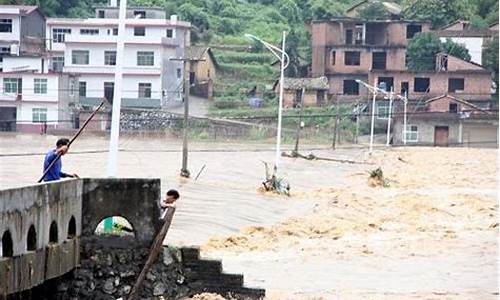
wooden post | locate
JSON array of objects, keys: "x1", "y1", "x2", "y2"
[
  {"x1": 355, "y1": 112, "x2": 359, "y2": 144},
  {"x1": 126, "y1": 207, "x2": 176, "y2": 300},
  {"x1": 293, "y1": 87, "x2": 305, "y2": 154}
]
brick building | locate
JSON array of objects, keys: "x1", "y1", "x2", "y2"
[
  {"x1": 310, "y1": 17, "x2": 493, "y2": 110},
  {"x1": 311, "y1": 17, "x2": 431, "y2": 103}
]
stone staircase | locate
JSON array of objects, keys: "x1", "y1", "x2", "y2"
[{"x1": 180, "y1": 247, "x2": 265, "y2": 299}]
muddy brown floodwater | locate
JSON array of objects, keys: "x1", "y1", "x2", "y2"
[{"x1": 0, "y1": 133, "x2": 497, "y2": 299}]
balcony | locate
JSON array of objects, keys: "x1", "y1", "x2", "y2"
[
  {"x1": 63, "y1": 65, "x2": 162, "y2": 76},
  {"x1": 64, "y1": 34, "x2": 179, "y2": 46}
]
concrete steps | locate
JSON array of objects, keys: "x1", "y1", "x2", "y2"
[{"x1": 180, "y1": 247, "x2": 265, "y2": 299}]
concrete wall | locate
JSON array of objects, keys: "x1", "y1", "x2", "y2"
[
  {"x1": 81, "y1": 178, "x2": 162, "y2": 245},
  {"x1": 393, "y1": 117, "x2": 460, "y2": 145},
  {"x1": 0, "y1": 180, "x2": 82, "y2": 294},
  {"x1": 282, "y1": 90, "x2": 326, "y2": 107}
]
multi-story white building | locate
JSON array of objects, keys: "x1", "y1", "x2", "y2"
[
  {"x1": 46, "y1": 4, "x2": 191, "y2": 109},
  {"x1": 0, "y1": 5, "x2": 80, "y2": 133}
]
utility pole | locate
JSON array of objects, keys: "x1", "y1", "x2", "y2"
[
  {"x1": 293, "y1": 87, "x2": 305, "y2": 154},
  {"x1": 354, "y1": 103, "x2": 360, "y2": 144},
  {"x1": 170, "y1": 48, "x2": 205, "y2": 178}
]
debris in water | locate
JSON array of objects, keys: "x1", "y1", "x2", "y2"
[
  {"x1": 368, "y1": 167, "x2": 390, "y2": 187},
  {"x1": 261, "y1": 161, "x2": 290, "y2": 196}
]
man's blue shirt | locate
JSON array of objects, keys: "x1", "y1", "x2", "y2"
[{"x1": 43, "y1": 149, "x2": 66, "y2": 181}]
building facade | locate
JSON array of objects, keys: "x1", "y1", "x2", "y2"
[
  {"x1": 392, "y1": 94, "x2": 498, "y2": 147},
  {"x1": 311, "y1": 18, "x2": 431, "y2": 103},
  {"x1": 45, "y1": 4, "x2": 190, "y2": 109}
]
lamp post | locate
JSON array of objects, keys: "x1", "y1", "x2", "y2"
[
  {"x1": 386, "y1": 87, "x2": 394, "y2": 147},
  {"x1": 245, "y1": 32, "x2": 289, "y2": 173},
  {"x1": 356, "y1": 79, "x2": 378, "y2": 155}
]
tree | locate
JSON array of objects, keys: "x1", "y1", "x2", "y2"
[
  {"x1": 469, "y1": 16, "x2": 489, "y2": 30},
  {"x1": 406, "y1": 32, "x2": 442, "y2": 71},
  {"x1": 307, "y1": 0, "x2": 345, "y2": 20},
  {"x1": 402, "y1": 0, "x2": 476, "y2": 29},
  {"x1": 483, "y1": 36, "x2": 499, "y2": 104},
  {"x1": 357, "y1": 2, "x2": 390, "y2": 20},
  {"x1": 442, "y1": 38, "x2": 471, "y2": 61}
]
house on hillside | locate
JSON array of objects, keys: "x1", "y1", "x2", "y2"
[
  {"x1": 45, "y1": 0, "x2": 191, "y2": 110},
  {"x1": 273, "y1": 77, "x2": 329, "y2": 108},
  {"x1": 311, "y1": 17, "x2": 431, "y2": 103},
  {"x1": 392, "y1": 94, "x2": 498, "y2": 147},
  {"x1": 345, "y1": 0, "x2": 402, "y2": 19},
  {"x1": 185, "y1": 46, "x2": 217, "y2": 99}
]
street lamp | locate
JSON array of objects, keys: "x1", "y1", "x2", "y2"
[{"x1": 245, "y1": 32, "x2": 289, "y2": 173}]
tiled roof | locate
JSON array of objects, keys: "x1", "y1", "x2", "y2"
[{"x1": 277, "y1": 77, "x2": 329, "y2": 90}]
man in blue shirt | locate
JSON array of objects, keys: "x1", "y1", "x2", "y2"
[{"x1": 42, "y1": 138, "x2": 79, "y2": 182}]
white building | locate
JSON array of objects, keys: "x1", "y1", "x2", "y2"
[
  {"x1": 0, "y1": 5, "x2": 45, "y2": 60},
  {"x1": 0, "y1": 5, "x2": 80, "y2": 133},
  {"x1": 0, "y1": 63, "x2": 78, "y2": 132},
  {"x1": 46, "y1": 8, "x2": 191, "y2": 109},
  {"x1": 437, "y1": 20, "x2": 499, "y2": 65}
]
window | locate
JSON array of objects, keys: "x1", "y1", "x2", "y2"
[
  {"x1": 104, "y1": 51, "x2": 116, "y2": 65},
  {"x1": 414, "y1": 77, "x2": 430, "y2": 92},
  {"x1": 176, "y1": 68, "x2": 182, "y2": 78},
  {"x1": 401, "y1": 82, "x2": 409, "y2": 95},
  {"x1": 134, "y1": 27, "x2": 146, "y2": 36},
  {"x1": 377, "y1": 77, "x2": 394, "y2": 92},
  {"x1": 343, "y1": 80, "x2": 359, "y2": 95},
  {"x1": 98, "y1": 10, "x2": 105, "y2": 18},
  {"x1": 448, "y1": 78, "x2": 464, "y2": 92},
  {"x1": 0, "y1": 19, "x2": 12, "y2": 33},
  {"x1": 104, "y1": 82, "x2": 114, "y2": 101},
  {"x1": 3, "y1": 78, "x2": 19, "y2": 94},
  {"x1": 138, "y1": 83, "x2": 152, "y2": 98},
  {"x1": 372, "y1": 52, "x2": 386, "y2": 70},
  {"x1": 330, "y1": 50, "x2": 336, "y2": 65},
  {"x1": 345, "y1": 29, "x2": 353, "y2": 44},
  {"x1": 137, "y1": 51, "x2": 154, "y2": 66},
  {"x1": 404, "y1": 125, "x2": 418, "y2": 142},
  {"x1": 449, "y1": 103, "x2": 458, "y2": 113},
  {"x1": 34, "y1": 79, "x2": 47, "y2": 94},
  {"x1": 0, "y1": 47, "x2": 9, "y2": 54},
  {"x1": 32, "y1": 108, "x2": 47, "y2": 123},
  {"x1": 166, "y1": 29, "x2": 174, "y2": 38},
  {"x1": 52, "y1": 56, "x2": 64, "y2": 72},
  {"x1": 80, "y1": 28, "x2": 99, "y2": 35},
  {"x1": 344, "y1": 51, "x2": 360, "y2": 66},
  {"x1": 52, "y1": 28, "x2": 71, "y2": 43},
  {"x1": 406, "y1": 24, "x2": 422, "y2": 39},
  {"x1": 377, "y1": 101, "x2": 390, "y2": 119},
  {"x1": 190, "y1": 72, "x2": 195, "y2": 84},
  {"x1": 72, "y1": 50, "x2": 89, "y2": 65},
  {"x1": 134, "y1": 11, "x2": 146, "y2": 18},
  {"x1": 113, "y1": 28, "x2": 118, "y2": 35},
  {"x1": 79, "y1": 81, "x2": 86, "y2": 97}
]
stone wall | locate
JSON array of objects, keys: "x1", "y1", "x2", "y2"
[
  {"x1": 34, "y1": 237, "x2": 264, "y2": 300},
  {"x1": 81, "y1": 178, "x2": 162, "y2": 245}
]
